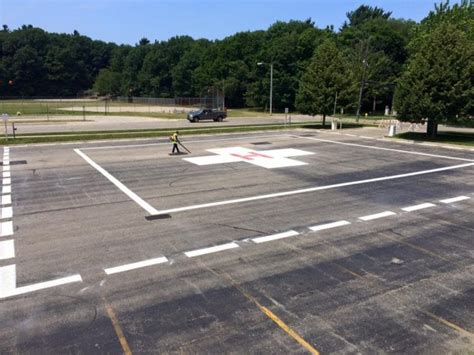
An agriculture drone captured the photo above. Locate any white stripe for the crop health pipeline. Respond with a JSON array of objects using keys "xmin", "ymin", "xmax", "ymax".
[
  {"xmin": 153, "ymin": 163, "xmax": 474, "ymax": 215},
  {"xmin": 309, "ymin": 220, "xmax": 351, "ymax": 232},
  {"xmin": 1, "ymin": 207, "xmax": 12, "ymax": 219},
  {"xmin": 3, "ymin": 166, "xmax": 10, "ymax": 172},
  {"xmin": 2, "ymin": 178, "xmax": 11, "ymax": 185},
  {"xmin": 401, "ymin": 203, "xmax": 436, "ymax": 212},
  {"xmin": 0, "ymin": 221, "xmax": 13, "ymax": 237},
  {"xmin": 3, "ymin": 172, "xmax": 10, "ymax": 178},
  {"xmin": 1, "ymin": 195, "xmax": 11, "ymax": 205},
  {"xmin": 300, "ymin": 136, "xmax": 474, "ymax": 162},
  {"xmin": 0, "ymin": 240, "xmax": 15, "ymax": 260},
  {"xmin": 2, "ymin": 186, "xmax": 11, "ymax": 194},
  {"xmin": 359, "ymin": 211, "xmax": 396, "ymax": 221},
  {"xmin": 74, "ymin": 149, "xmax": 159, "ymax": 215},
  {"xmin": 104, "ymin": 256, "xmax": 168, "ymax": 275},
  {"xmin": 81, "ymin": 134, "xmax": 286, "ymax": 151},
  {"xmin": 252, "ymin": 230, "xmax": 299, "ymax": 244},
  {"xmin": 1, "ymin": 274, "xmax": 82, "ymax": 299},
  {"xmin": 184, "ymin": 242, "xmax": 239, "ymax": 257},
  {"xmin": 0, "ymin": 264, "xmax": 16, "ymax": 293},
  {"xmin": 440, "ymin": 196, "xmax": 471, "ymax": 204}
]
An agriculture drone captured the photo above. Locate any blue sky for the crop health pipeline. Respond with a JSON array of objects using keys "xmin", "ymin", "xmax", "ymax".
[{"xmin": 1, "ymin": 0, "xmax": 447, "ymax": 44}]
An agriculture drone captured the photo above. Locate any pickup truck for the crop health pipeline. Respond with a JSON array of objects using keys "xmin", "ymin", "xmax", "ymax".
[{"xmin": 187, "ymin": 108, "xmax": 227, "ymax": 123}]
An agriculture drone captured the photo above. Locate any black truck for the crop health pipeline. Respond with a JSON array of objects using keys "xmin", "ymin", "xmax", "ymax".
[{"xmin": 186, "ymin": 108, "xmax": 227, "ymax": 123}]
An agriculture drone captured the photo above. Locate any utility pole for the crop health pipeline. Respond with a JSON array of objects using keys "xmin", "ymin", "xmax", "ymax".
[{"xmin": 356, "ymin": 40, "xmax": 370, "ymax": 122}]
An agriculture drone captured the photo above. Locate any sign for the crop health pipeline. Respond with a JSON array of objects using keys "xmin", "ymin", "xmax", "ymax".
[{"xmin": 183, "ymin": 147, "xmax": 314, "ymax": 169}]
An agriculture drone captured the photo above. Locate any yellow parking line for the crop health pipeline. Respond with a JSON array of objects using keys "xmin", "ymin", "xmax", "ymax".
[
  {"xmin": 103, "ymin": 297, "xmax": 133, "ymax": 355},
  {"xmin": 201, "ymin": 263, "xmax": 319, "ymax": 354}
]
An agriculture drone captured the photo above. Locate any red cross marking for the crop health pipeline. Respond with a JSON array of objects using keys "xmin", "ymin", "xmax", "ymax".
[{"xmin": 230, "ymin": 151, "xmax": 273, "ymax": 161}]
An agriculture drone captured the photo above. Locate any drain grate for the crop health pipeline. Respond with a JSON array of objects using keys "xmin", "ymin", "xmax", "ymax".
[
  {"xmin": 251, "ymin": 142, "xmax": 272, "ymax": 145},
  {"xmin": 1, "ymin": 160, "xmax": 27, "ymax": 166}
]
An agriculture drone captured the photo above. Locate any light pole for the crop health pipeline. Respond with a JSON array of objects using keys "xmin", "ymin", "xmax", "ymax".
[{"xmin": 257, "ymin": 62, "xmax": 273, "ymax": 115}]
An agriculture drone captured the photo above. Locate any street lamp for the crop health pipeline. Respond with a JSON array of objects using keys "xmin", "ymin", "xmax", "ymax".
[{"xmin": 257, "ymin": 62, "xmax": 273, "ymax": 115}]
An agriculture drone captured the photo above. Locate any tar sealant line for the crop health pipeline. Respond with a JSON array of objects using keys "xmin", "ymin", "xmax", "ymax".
[
  {"xmin": 401, "ymin": 203, "xmax": 436, "ymax": 212},
  {"xmin": 74, "ymin": 149, "xmax": 159, "ymax": 215},
  {"xmin": 251, "ymin": 230, "xmax": 299, "ymax": 244},
  {"xmin": 359, "ymin": 211, "xmax": 396, "ymax": 221},
  {"xmin": 440, "ymin": 196, "xmax": 471, "ymax": 204},
  {"xmin": 299, "ymin": 136, "xmax": 474, "ymax": 162},
  {"xmin": 309, "ymin": 220, "xmax": 351, "ymax": 232},
  {"xmin": 104, "ymin": 256, "xmax": 168, "ymax": 275},
  {"xmin": 184, "ymin": 242, "xmax": 239, "ymax": 258},
  {"xmin": 153, "ymin": 162, "xmax": 474, "ymax": 215}
]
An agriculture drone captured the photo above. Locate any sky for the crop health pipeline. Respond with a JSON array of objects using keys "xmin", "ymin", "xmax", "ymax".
[{"xmin": 0, "ymin": 0, "xmax": 449, "ymax": 45}]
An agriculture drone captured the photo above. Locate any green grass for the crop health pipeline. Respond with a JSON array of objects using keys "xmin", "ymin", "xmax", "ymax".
[
  {"xmin": 0, "ymin": 122, "xmax": 365, "ymax": 145},
  {"xmin": 395, "ymin": 131, "xmax": 474, "ymax": 147}
]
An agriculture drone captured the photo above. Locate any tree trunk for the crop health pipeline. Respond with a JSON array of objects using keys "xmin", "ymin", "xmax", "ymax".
[
  {"xmin": 427, "ymin": 118, "xmax": 438, "ymax": 138},
  {"xmin": 322, "ymin": 114, "xmax": 326, "ymax": 128}
]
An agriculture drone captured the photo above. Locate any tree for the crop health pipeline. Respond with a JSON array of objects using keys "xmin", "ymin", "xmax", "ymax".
[
  {"xmin": 394, "ymin": 1, "xmax": 474, "ymax": 136},
  {"xmin": 295, "ymin": 40, "xmax": 353, "ymax": 126}
]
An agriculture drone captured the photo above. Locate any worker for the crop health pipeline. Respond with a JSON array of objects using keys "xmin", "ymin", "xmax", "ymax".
[{"xmin": 170, "ymin": 130, "xmax": 180, "ymax": 155}]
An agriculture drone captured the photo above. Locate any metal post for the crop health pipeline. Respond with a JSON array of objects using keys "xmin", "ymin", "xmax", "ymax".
[{"xmin": 269, "ymin": 63, "xmax": 273, "ymax": 116}]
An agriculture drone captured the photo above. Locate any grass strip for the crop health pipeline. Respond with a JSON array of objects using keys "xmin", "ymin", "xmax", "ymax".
[
  {"xmin": 0, "ymin": 123, "xmax": 365, "ymax": 145},
  {"xmin": 395, "ymin": 132, "xmax": 474, "ymax": 147}
]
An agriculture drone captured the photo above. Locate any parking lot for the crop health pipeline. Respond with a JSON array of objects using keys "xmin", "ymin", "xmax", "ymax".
[{"xmin": 1, "ymin": 130, "xmax": 473, "ymax": 353}]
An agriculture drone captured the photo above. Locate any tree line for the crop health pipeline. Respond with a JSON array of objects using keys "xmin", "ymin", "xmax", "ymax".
[{"xmin": 0, "ymin": 1, "xmax": 472, "ymax": 131}]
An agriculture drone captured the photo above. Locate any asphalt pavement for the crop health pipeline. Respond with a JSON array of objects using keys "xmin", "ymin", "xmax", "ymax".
[{"xmin": 1, "ymin": 130, "xmax": 473, "ymax": 354}]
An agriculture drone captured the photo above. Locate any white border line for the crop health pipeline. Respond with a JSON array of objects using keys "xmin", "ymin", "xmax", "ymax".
[
  {"xmin": 0, "ymin": 221, "xmax": 13, "ymax": 237},
  {"xmin": 440, "ymin": 196, "xmax": 471, "ymax": 204},
  {"xmin": 74, "ymin": 149, "xmax": 159, "ymax": 215},
  {"xmin": 299, "ymin": 136, "xmax": 474, "ymax": 162},
  {"xmin": 184, "ymin": 242, "xmax": 239, "ymax": 257},
  {"xmin": 1, "ymin": 274, "xmax": 82, "ymax": 299},
  {"xmin": 309, "ymin": 220, "xmax": 351, "ymax": 232},
  {"xmin": 359, "ymin": 211, "xmax": 396, "ymax": 221},
  {"xmin": 153, "ymin": 162, "xmax": 474, "ymax": 215},
  {"xmin": 252, "ymin": 230, "xmax": 299, "ymax": 244},
  {"xmin": 104, "ymin": 256, "xmax": 168, "ymax": 275},
  {"xmin": 0, "ymin": 240, "xmax": 15, "ymax": 260},
  {"xmin": 401, "ymin": 203, "xmax": 436, "ymax": 212}
]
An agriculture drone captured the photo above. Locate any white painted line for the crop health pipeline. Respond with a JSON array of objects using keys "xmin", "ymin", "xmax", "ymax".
[
  {"xmin": 2, "ymin": 178, "xmax": 11, "ymax": 185},
  {"xmin": 252, "ymin": 230, "xmax": 299, "ymax": 244},
  {"xmin": 1, "ymin": 206, "xmax": 12, "ymax": 219},
  {"xmin": 0, "ymin": 240, "xmax": 15, "ymax": 260},
  {"xmin": 0, "ymin": 221, "xmax": 13, "ymax": 237},
  {"xmin": 1, "ymin": 195, "xmax": 11, "ymax": 205},
  {"xmin": 3, "ymin": 172, "xmax": 10, "ymax": 178},
  {"xmin": 3, "ymin": 166, "xmax": 10, "ymax": 172},
  {"xmin": 0, "ymin": 264, "xmax": 16, "ymax": 293},
  {"xmin": 299, "ymin": 136, "xmax": 474, "ymax": 162},
  {"xmin": 2, "ymin": 186, "xmax": 11, "ymax": 194},
  {"xmin": 1, "ymin": 274, "xmax": 83, "ymax": 299},
  {"xmin": 359, "ymin": 211, "xmax": 396, "ymax": 221},
  {"xmin": 309, "ymin": 220, "xmax": 351, "ymax": 232},
  {"xmin": 74, "ymin": 149, "xmax": 159, "ymax": 215},
  {"xmin": 401, "ymin": 203, "xmax": 436, "ymax": 212},
  {"xmin": 153, "ymin": 162, "xmax": 474, "ymax": 215},
  {"xmin": 104, "ymin": 256, "xmax": 168, "ymax": 275},
  {"xmin": 81, "ymin": 134, "xmax": 286, "ymax": 151},
  {"xmin": 440, "ymin": 196, "xmax": 471, "ymax": 204},
  {"xmin": 184, "ymin": 242, "xmax": 239, "ymax": 258}
]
